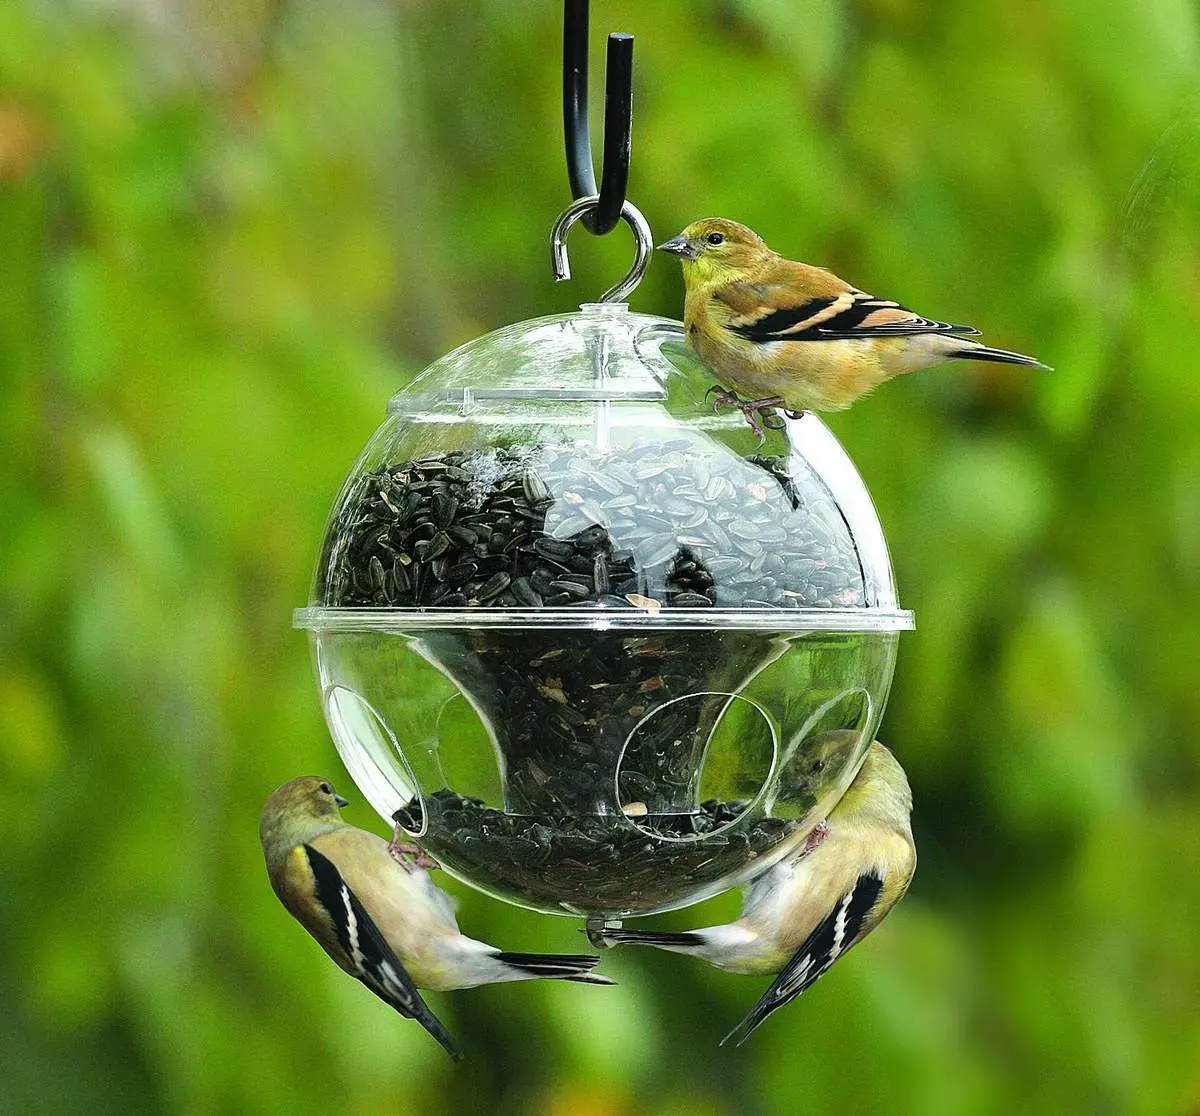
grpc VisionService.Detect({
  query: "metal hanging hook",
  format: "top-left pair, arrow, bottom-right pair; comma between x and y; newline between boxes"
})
551,195 -> 652,303
563,0 -> 632,236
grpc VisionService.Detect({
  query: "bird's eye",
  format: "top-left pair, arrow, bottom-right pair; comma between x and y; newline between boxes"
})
705,232 -> 725,245
811,760 -> 826,774
319,782 -> 333,795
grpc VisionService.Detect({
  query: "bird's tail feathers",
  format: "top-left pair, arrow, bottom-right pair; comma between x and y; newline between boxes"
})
719,1003 -> 772,1048
952,344 -> 1051,371
598,929 -> 706,948
417,1008 -> 464,1061
492,951 -> 615,985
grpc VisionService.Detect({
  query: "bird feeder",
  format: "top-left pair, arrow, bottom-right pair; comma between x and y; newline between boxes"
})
295,216 -> 912,924
293,5 -> 912,922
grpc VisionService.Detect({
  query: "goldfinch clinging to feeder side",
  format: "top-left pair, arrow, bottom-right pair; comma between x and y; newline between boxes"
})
658,218 -> 1049,439
597,740 -> 915,1045
260,777 -> 614,1060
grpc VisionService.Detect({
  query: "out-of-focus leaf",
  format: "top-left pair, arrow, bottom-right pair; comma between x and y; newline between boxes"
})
1,0 -> 1198,1112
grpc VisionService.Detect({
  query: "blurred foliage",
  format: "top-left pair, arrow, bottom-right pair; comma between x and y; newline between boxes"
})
2,0 -> 1199,1113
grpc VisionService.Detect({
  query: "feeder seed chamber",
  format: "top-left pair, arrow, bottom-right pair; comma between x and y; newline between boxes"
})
294,203 -> 913,922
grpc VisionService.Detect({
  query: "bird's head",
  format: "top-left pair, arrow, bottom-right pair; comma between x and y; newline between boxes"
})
657,218 -> 770,286
260,776 -> 350,858
799,729 -> 861,783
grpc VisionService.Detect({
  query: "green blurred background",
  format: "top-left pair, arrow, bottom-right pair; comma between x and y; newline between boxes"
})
3,0 -> 1199,1112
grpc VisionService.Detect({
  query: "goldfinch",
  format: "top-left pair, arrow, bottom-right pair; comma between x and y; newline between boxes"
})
260,777 -> 613,1060
597,740 -> 915,1045
659,218 -> 1048,438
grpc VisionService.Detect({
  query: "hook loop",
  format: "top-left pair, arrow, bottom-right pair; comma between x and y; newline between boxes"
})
551,195 -> 652,303
563,1 -> 633,235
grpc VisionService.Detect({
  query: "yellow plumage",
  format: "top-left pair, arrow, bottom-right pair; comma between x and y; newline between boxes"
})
259,776 -> 613,1060
658,218 -> 1048,436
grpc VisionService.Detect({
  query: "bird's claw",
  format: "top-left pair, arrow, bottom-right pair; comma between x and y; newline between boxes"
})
760,409 -> 786,432
388,830 -> 440,872
705,384 -> 740,413
704,385 -> 789,442
804,819 -> 831,854
732,398 -> 787,443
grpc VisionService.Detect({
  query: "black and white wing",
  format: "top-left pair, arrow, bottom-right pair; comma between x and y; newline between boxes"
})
722,287 -> 981,344
304,844 -> 462,1060
721,870 -> 886,1047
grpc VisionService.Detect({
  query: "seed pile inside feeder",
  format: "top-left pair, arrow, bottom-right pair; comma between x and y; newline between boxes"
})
395,790 -> 802,915
320,442 -> 867,610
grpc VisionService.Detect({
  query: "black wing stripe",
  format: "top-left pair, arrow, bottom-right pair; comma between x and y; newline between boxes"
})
303,845 -> 462,1059
814,315 -> 981,339
729,297 -> 840,341
303,845 -> 463,1060
306,843 -> 360,961
732,295 -> 980,343
808,300 -> 886,336
774,870 -> 885,1002
304,845 -> 422,1016
721,870 -> 886,1047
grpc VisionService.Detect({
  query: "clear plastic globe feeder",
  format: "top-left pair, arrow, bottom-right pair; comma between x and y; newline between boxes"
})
295,301 -> 913,919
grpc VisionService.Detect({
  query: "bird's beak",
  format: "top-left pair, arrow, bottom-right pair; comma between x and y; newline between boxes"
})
334,793 -> 350,808
657,235 -> 698,259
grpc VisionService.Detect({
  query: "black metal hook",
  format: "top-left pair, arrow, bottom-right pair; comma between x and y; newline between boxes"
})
563,1 -> 632,236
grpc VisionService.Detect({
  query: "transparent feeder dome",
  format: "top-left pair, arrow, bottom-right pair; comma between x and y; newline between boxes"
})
295,303 -> 913,919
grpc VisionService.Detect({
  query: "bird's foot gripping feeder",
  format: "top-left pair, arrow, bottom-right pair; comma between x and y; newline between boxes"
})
294,206 -> 912,920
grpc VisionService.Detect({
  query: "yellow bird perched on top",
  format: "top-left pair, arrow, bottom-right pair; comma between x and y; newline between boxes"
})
658,218 -> 1049,439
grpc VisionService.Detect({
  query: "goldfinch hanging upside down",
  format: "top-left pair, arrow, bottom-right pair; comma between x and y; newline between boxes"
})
658,218 -> 1049,439
597,740 -> 915,1045
260,777 -> 613,1060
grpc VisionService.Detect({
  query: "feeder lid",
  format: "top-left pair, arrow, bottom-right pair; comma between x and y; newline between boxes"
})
390,303 -> 672,410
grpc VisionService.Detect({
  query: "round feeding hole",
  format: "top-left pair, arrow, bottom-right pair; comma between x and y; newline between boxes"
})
616,691 -> 778,843
433,693 -> 503,809
324,685 -> 427,836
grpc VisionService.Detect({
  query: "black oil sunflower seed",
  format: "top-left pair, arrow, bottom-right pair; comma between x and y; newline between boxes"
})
321,445 -> 866,612
392,787 -> 801,914
476,572 -> 511,601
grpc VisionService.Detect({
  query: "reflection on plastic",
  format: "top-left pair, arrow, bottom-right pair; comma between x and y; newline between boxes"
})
324,685 -> 426,835
767,689 -> 872,818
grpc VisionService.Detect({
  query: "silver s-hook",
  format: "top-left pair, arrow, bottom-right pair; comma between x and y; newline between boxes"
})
550,195 -> 653,303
